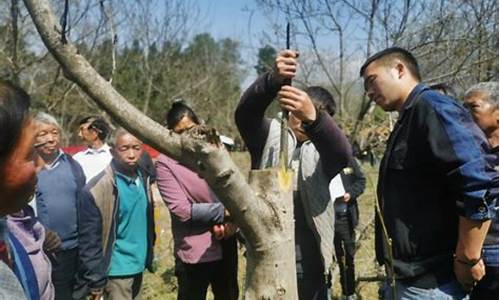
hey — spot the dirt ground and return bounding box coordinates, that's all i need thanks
[142,152,384,299]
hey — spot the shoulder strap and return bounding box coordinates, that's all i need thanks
[9,233,39,300]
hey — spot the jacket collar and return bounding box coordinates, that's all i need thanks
[395,83,429,125]
[107,159,148,187]
[400,83,428,112]
[43,150,65,170]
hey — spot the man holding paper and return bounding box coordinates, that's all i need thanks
[330,158,366,300]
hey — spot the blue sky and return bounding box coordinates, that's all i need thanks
[194,1,365,86]
[197,0,284,84]
[200,0,268,41]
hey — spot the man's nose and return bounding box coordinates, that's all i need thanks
[126,150,137,159]
[46,133,56,142]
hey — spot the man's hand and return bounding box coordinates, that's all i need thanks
[212,222,238,240]
[275,50,299,80]
[43,229,61,253]
[90,288,103,300]
[454,216,490,291]
[212,224,225,240]
[343,193,351,202]
[278,85,317,123]
[91,293,103,300]
[454,257,485,291]
[223,222,238,239]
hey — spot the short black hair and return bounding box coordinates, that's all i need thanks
[305,86,336,116]
[360,47,421,81]
[0,79,31,161]
[79,116,110,141]
[79,116,94,125]
[165,100,200,129]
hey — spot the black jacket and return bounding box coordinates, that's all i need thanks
[336,158,366,228]
[376,84,498,287]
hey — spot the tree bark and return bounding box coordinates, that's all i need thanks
[23,0,299,298]
[10,0,20,84]
[245,169,297,299]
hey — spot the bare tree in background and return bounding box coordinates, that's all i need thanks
[116,0,198,115]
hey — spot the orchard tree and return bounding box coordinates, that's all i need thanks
[24,0,300,298]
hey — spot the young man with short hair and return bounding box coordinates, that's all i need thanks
[360,47,498,299]
[73,116,112,182]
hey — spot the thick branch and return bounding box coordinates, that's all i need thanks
[23,0,273,247]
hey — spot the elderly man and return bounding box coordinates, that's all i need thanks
[33,112,86,300]
[464,82,498,149]
[360,47,497,299]
[75,129,155,300]
[0,79,38,299]
[464,82,499,300]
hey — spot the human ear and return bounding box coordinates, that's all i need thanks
[395,62,405,79]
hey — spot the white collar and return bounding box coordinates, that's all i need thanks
[44,150,64,170]
[84,143,110,154]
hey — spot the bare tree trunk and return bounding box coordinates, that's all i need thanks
[323,0,345,117]
[338,29,344,116]
[99,0,117,83]
[23,0,299,298]
[293,1,341,110]
[142,76,153,114]
[366,0,379,57]
[350,0,379,139]
[10,0,20,84]
[245,169,297,299]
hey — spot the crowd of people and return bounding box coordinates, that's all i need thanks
[0,46,497,300]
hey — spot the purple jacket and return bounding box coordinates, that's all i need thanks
[7,207,55,300]
[155,154,225,264]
